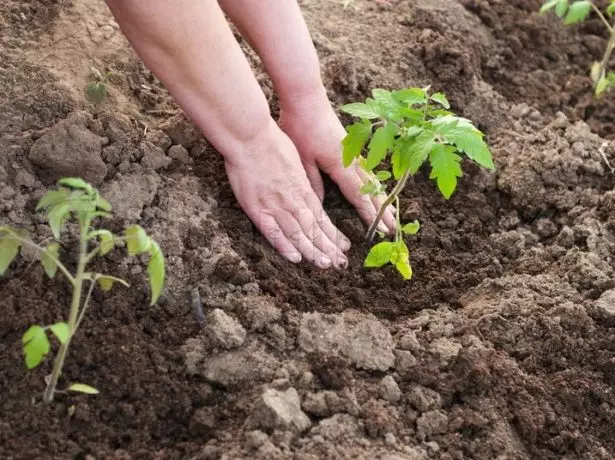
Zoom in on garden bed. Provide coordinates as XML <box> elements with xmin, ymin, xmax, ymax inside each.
<box><xmin>1</xmin><ymin>0</ymin><xmax>615</xmax><ymax>458</ymax></box>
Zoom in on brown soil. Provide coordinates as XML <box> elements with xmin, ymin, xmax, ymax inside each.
<box><xmin>2</xmin><ymin>0</ymin><xmax>615</xmax><ymax>459</ymax></box>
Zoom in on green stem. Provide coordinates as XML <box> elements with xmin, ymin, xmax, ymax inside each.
<box><xmin>74</xmin><ymin>280</ymin><xmax>96</xmax><ymax>332</ymax></box>
<box><xmin>596</xmin><ymin>31</ymin><xmax>615</xmax><ymax>88</ymax></box>
<box><xmin>395</xmin><ymin>196</ymin><xmax>401</xmax><ymax>242</ymax></box>
<box><xmin>591</xmin><ymin>3</ymin><xmax>613</xmax><ymax>34</ymax></box>
<box><xmin>366</xmin><ymin>170</ymin><xmax>411</xmax><ymax>242</ymax></box>
<box><xmin>43</xmin><ymin>219</ymin><xmax>90</xmax><ymax>403</ymax></box>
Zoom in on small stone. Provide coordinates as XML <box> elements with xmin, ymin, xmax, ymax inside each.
<box><xmin>416</xmin><ymin>410</ymin><xmax>449</xmax><ymax>438</ymax></box>
<box><xmin>160</xmin><ymin>114</ymin><xmax>201</xmax><ymax>148</ymax></box>
<box><xmin>145</xmin><ymin>129</ymin><xmax>172</xmax><ymax>151</ymax></box>
<box><xmin>250</xmin><ymin>387</ymin><xmax>311</xmax><ymax>433</ymax></box>
<box><xmin>429</xmin><ymin>338</ymin><xmax>462</xmax><ymax>367</ymax></box>
<box><xmin>201</xmin><ymin>344</ymin><xmax>278</xmax><ymax>387</ymax></box>
<box><xmin>394</xmin><ymin>350</ymin><xmax>418</xmax><ymax>373</ymax></box>
<box><xmin>385</xmin><ymin>432</ymin><xmax>397</xmax><ymax>445</ymax></box>
<box><xmin>345</xmin><ymin>318</ymin><xmax>395</xmax><ymax>371</ymax></box>
<box><xmin>140</xmin><ymin>141</ymin><xmax>171</xmax><ymax>170</ymax></box>
<box><xmin>596</xmin><ymin>289</ymin><xmax>615</xmax><ymax>317</ymax></box>
<box><xmin>398</xmin><ymin>331</ymin><xmax>421</xmax><ymax>351</ymax></box>
<box><xmin>168</xmin><ymin>144</ymin><xmax>193</xmax><ymax>163</ymax></box>
<box><xmin>245</xmin><ymin>430</ymin><xmax>268</xmax><ymax>450</ymax></box>
<box><xmin>14</xmin><ymin>170</ymin><xmax>36</xmax><ymax>188</ymax></box>
<box><xmin>379</xmin><ymin>376</ymin><xmax>402</xmax><ymax>403</ymax></box>
<box><xmin>302</xmin><ymin>392</ymin><xmax>329</xmax><ymax>417</ymax></box>
<box><xmin>189</xmin><ymin>408</ymin><xmax>215</xmax><ymax>436</ymax></box>
<box><xmin>206</xmin><ymin>309</ymin><xmax>246</xmax><ymax>350</ymax></box>
<box><xmin>407</xmin><ymin>385</ymin><xmax>442</xmax><ymax>413</ymax></box>
<box><xmin>101</xmin><ymin>173</ymin><xmax>159</xmax><ymax>220</ymax></box>
<box><xmin>535</xmin><ymin>218</ymin><xmax>558</xmax><ymax>239</ymax></box>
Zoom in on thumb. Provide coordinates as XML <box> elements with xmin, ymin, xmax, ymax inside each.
<box><xmin>303</xmin><ymin>161</ymin><xmax>325</xmax><ymax>202</ymax></box>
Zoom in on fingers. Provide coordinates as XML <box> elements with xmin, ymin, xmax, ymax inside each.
<box><xmin>303</xmin><ymin>162</ymin><xmax>325</xmax><ymax>202</ymax></box>
<box><xmin>257</xmin><ymin>212</ymin><xmax>302</xmax><ymax>263</ymax></box>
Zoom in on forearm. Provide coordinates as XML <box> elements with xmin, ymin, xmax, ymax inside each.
<box><xmin>218</xmin><ymin>0</ymin><xmax>326</xmax><ymax>107</ymax></box>
<box><xmin>104</xmin><ymin>0</ymin><xmax>273</xmax><ymax>163</ymax></box>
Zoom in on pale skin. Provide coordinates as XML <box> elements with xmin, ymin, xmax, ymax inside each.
<box><xmin>104</xmin><ymin>0</ymin><xmax>396</xmax><ymax>269</ymax></box>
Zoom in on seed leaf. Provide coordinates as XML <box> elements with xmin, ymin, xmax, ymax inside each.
<box><xmin>540</xmin><ymin>0</ymin><xmax>561</xmax><ymax>13</ymax></box>
<box><xmin>563</xmin><ymin>0</ymin><xmax>591</xmax><ymax>24</ymax></box>
<box><xmin>360</xmin><ymin>182</ymin><xmax>377</xmax><ymax>195</ymax></box>
<box><xmin>41</xmin><ymin>242</ymin><xmax>60</xmax><ymax>278</ymax></box>
<box><xmin>366</xmin><ymin>123</ymin><xmax>396</xmax><ymax>170</ymax></box>
<box><xmin>22</xmin><ymin>325</ymin><xmax>50</xmax><ymax>369</ymax></box>
<box><xmin>375</xmin><ymin>170</ymin><xmax>392</xmax><ymax>181</ymax></box>
<box><xmin>401</xmin><ymin>220</ymin><xmax>421</xmax><ymax>235</ymax></box>
<box><xmin>430</xmin><ymin>92</ymin><xmax>450</xmax><ymax>109</ymax></box>
<box><xmin>57</xmin><ymin>178</ymin><xmax>93</xmax><ymax>193</ymax></box>
<box><xmin>125</xmin><ymin>225</ymin><xmax>150</xmax><ymax>255</ymax></box>
<box><xmin>68</xmin><ymin>383</ymin><xmax>99</xmax><ymax>395</ymax></box>
<box><xmin>342</xmin><ymin>120</ymin><xmax>372</xmax><ymax>167</ymax></box>
<box><xmin>429</xmin><ymin>144</ymin><xmax>463</xmax><ymax>199</ymax></box>
<box><xmin>147</xmin><ymin>241</ymin><xmax>165</xmax><ymax>305</ymax></box>
<box><xmin>364</xmin><ymin>242</ymin><xmax>394</xmax><ymax>268</ymax></box>
<box><xmin>608</xmin><ymin>2</ymin><xmax>615</xmax><ymax>16</ymax></box>
<box><xmin>395</xmin><ymin>260</ymin><xmax>413</xmax><ymax>280</ymax></box>
<box><xmin>0</xmin><ymin>236</ymin><xmax>20</xmax><ymax>275</ymax></box>
<box><xmin>390</xmin><ymin>240</ymin><xmax>409</xmax><ymax>265</ymax></box>
<box><xmin>97</xmin><ymin>275</ymin><xmax>129</xmax><ymax>292</ymax></box>
<box><xmin>555</xmin><ymin>0</ymin><xmax>569</xmax><ymax>17</ymax></box>
<box><xmin>49</xmin><ymin>322</ymin><xmax>71</xmax><ymax>344</ymax></box>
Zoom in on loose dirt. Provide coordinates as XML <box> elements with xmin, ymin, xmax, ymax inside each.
<box><xmin>2</xmin><ymin>0</ymin><xmax>615</xmax><ymax>459</ymax></box>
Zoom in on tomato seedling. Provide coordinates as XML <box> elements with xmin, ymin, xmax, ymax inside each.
<box><xmin>0</xmin><ymin>178</ymin><xmax>165</xmax><ymax>402</ymax></box>
<box><xmin>540</xmin><ymin>0</ymin><xmax>615</xmax><ymax>96</ymax></box>
<box><xmin>341</xmin><ymin>87</ymin><xmax>494</xmax><ymax>279</ymax></box>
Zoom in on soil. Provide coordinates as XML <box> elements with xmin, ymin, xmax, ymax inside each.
<box><xmin>2</xmin><ymin>0</ymin><xmax>615</xmax><ymax>459</ymax></box>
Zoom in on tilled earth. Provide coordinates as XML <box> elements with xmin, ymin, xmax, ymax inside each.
<box><xmin>2</xmin><ymin>0</ymin><xmax>615</xmax><ymax>459</ymax></box>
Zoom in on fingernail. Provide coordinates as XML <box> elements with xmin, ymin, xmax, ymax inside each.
<box><xmin>318</xmin><ymin>256</ymin><xmax>332</xmax><ymax>269</ymax></box>
<box><xmin>288</xmin><ymin>252</ymin><xmax>301</xmax><ymax>263</ymax></box>
<box><xmin>340</xmin><ymin>238</ymin><xmax>351</xmax><ymax>252</ymax></box>
<box><xmin>377</xmin><ymin>221</ymin><xmax>389</xmax><ymax>233</ymax></box>
<box><xmin>335</xmin><ymin>256</ymin><xmax>349</xmax><ymax>270</ymax></box>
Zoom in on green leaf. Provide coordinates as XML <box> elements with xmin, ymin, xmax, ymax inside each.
<box><xmin>341</xmin><ymin>102</ymin><xmax>381</xmax><ymax>119</ymax></box>
<box><xmin>395</xmin><ymin>260</ymin><xmax>413</xmax><ymax>280</ymax></box>
<box><xmin>97</xmin><ymin>275</ymin><xmax>129</xmax><ymax>292</ymax></box>
<box><xmin>563</xmin><ymin>0</ymin><xmax>591</xmax><ymax>24</ymax></box>
<box><xmin>67</xmin><ymin>383</ymin><xmax>99</xmax><ymax>395</ymax></box>
<box><xmin>371</xmin><ymin>89</ymin><xmax>402</xmax><ymax>117</ymax></box>
<box><xmin>88</xmin><ymin>230</ymin><xmax>115</xmax><ymax>256</ymax></box>
<box><xmin>540</xmin><ymin>0</ymin><xmax>561</xmax><ymax>13</ymax></box>
<box><xmin>429</xmin><ymin>144</ymin><xmax>463</xmax><ymax>199</ymax></box>
<box><xmin>591</xmin><ymin>61</ymin><xmax>603</xmax><ymax>83</ymax></box>
<box><xmin>360</xmin><ymin>182</ymin><xmax>377</xmax><ymax>195</ymax></box>
<box><xmin>364</xmin><ymin>242</ymin><xmax>394</xmax><ymax>268</ymax></box>
<box><xmin>375</xmin><ymin>170</ymin><xmax>392</xmax><ymax>181</ymax></box>
<box><xmin>366</xmin><ymin>123</ymin><xmax>397</xmax><ymax>170</ymax></box>
<box><xmin>0</xmin><ymin>236</ymin><xmax>20</xmax><ymax>275</ymax></box>
<box><xmin>125</xmin><ymin>225</ymin><xmax>151</xmax><ymax>255</ymax></box>
<box><xmin>430</xmin><ymin>92</ymin><xmax>450</xmax><ymax>109</ymax></box>
<box><xmin>57</xmin><ymin>178</ymin><xmax>93</xmax><ymax>193</ymax></box>
<box><xmin>96</xmin><ymin>195</ymin><xmax>112</xmax><ymax>212</ymax></box>
<box><xmin>147</xmin><ymin>241</ymin><xmax>165</xmax><ymax>306</ymax></box>
<box><xmin>36</xmin><ymin>188</ymin><xmax>71</xmax><ymax>211</ymax></box>
<box><xmin>596</xmin><ymin>75</ymin><xmax>609</xmax><ymax>95</ymax></box>
<box><xmin>341</xmin><ymin>120</ymin><xmax>373</xmax><ymax>167</ymax></box>
<box><xmin>555</xmin><ymin>0</ymin><xmax>569</xmax><ymax>17</ymax></box>
<box><xmin>22</xmin><ymin>325</ymin><xmax>50</xmax><ymax>369</ymax></box>
<box><xmin>41</xmin><ymin>242</ymin><xmax>60</xmax><ymax>278</ymax></box>
<box><xmin>86</xmin><ymin>81</ymin><xmax>107</xmax><ymax>105</ymax></box>
<box><xmin>401</xmin><ymin>220</ymin><xmax>421</xmax><ymax>235</ymax></box>
<box><xmin>49</xmin><ymin>322</ymin><xmax>71</xmax><ymax>344</ymax></box>
<box><xmin>436</xmin><ymin>120</ymin><xmax>494</xmax><ymax>169</ymax></box>
<box><xmin>608</xmin><ymin>2</ymin><xmax>615</xmax><ymax>16</ymax></box>
<box><xmin>392</xmin><ymin>131</ymin><xmax>435</xmax><ymax>179</ymax></box>
<box><xmin>392</xmin><ymin>88</ymin><xmax>427</xmax><ymax>106</ymax></box>
<box><xmin>390</xmin><ymin>240</ymin><xmax>409</xmax><ymax>265</ymax></box>
<box><xmin>48</xmin><ymin>202</ymin><xmax>71</xmax><ymax>239</ymax></box>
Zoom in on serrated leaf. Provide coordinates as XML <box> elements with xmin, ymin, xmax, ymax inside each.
<box><xmin>366</xmin><ymin>123</ymin><xmax>396</xmax><ymax>170</ymax></box>
<box><xmin>147</xmin><ymin>241</ymin><xmax>165</xmax><ymax>306</ymax></box>
<box><xmin>430</xmin><ymin>92</ymin><xmax>450</xmax><ymax>109</ymax></box>
<box><xmin>341</xmin><ymin>102</ymin><xmax>381</xmax><ymax>119</ymax></box>
<box><xmin>563</xmin><ymin>0</ymin><xmax>591</xmax><ymax>24</ymax></box>
<box><xmin>395</xmin><ymin>260</ymin><xmax>413</xmax><ymax>280</ymax></box>
<box><xmin>392</xmin><ymin>88</ymin><xmax>427</xmax><ymax>106</ymax></box>
<box><xmin>49</xmin><ymin>322</ymin><xmax>71</xmax><ymax>344</ymax></box>
<box><xmin>68</xmin><ymin>383</ymin><xmax>99</xmax><ymax>395</ymax></box>
<box><xmin>22</xmin><ymin>325</ymin><xmax>50</xmax><ymax>369</ymax></box>
<box><xmin>436</xmin><ymin>121</ymin><xmax>494</xmax><ymax>169</ymax></box>
<box><xmin>125</xmin><ymin>225</ymin><xmax>150</xmax><ymax>255</ymax></box>
<box><xmin>540</xmin><ymin>0</ymin><xmax>561</xmax><ymax>13</ymax></box>
<box><xmin>392</xmin><ymin>131</ymin><xmax>435</xmax><ymax>179</ymax></box>
<box><xmin>364</xmin><ymin>242</ymin><xmax>394</xmax><ymax>268</ymax></box>
<box><xmin>36</xmin><ymin>188</ymin><xmax>71</xmax><ymax>211</ymax></box>
<box><xmin>41</xmin><ymin>242</ymin><xmax>60</xmax><ymax>278</ymax></box>
<box><xmin>48</xmin><ymin>202</ymin><xmax>71</xmax><ymax>239</ymax></box>
<box><xmin>57</xmin><ymin>178</ymin><xmax>93</xmax><ymax>193</ymax></box>
<box><xmin>371</xmin><ymin>89</ymin><xmax>401</xmax><ymax>117</ymax></box>
<box><xmin>429</xmin><ymin>144</ymin><xmax>463</xmax><ymax>199</ymax></box>
<box><xmin>401</xmin><ymin>220</ymin><xmax>421</xmax><ymax>235</ymax></box>
<box><xmin>0</xmin><ymin>236</ymin><xmax>20</xmax><ymax>275</ymax></box>
<box><xmin>341</xmin><ymin>120</ymin><xmax>372</xmax><ymax>167</ymax></box>
<box><xmin>555</xmin><ymin>0</ymin><xmax>569</xmax><ymax>17</ymax></box>
<box><xmin>375</xmin><ymin>170</ymin><xmax>392</xmax><ymax>181</ymax></box>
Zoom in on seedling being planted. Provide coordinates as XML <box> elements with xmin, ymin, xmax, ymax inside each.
<box><xmin>0</xmin><ymin>178</ymin><xmax>165</xmax><ymax>402</ymax></box>
<box><xmin>341</xmin><ymin>87</ymin><xmax>494</xmax><ymax>279</ymax></box>
<box><xmin>540</xmin><ymin>0</ymin><xmax>615</xmax><ymax>96</ymax></box>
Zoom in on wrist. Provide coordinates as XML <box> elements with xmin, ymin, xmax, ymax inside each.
<box><xmin>278</xmin><ymin>82</ymin><xmax>331</xmax><ymax>116</ymax></box>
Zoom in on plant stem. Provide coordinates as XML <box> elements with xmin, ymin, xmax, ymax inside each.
<box><xmin>366</xmin><ymin>170</ymin><xmax>411</xmax><ymax>242</ymax></box>
<box><xmin>596</xmin><ymin>31</ymin><xmax>615</xmax><ymax>88</ymax></box>
<box><xmin>591</xmin><ymin>3</ymin><xmax>613</xmax><ymax>34</ymax></box>
<box><xmin>43</xmin><ymin>219</ymin><xmax>90</xmax><ymax>403</ymax></box>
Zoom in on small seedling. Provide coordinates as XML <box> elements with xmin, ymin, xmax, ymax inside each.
<box><xmin>0</xmin><ymin>178</ymin><xmax>165</xmax><ymax>402</ymax></box>
<box><xmin>341</xmin><ymin>86</ymin><xmax>494</xmax><ymax>279</ymax></box>
<box><xmin>85</xmin><ymin>68</ymin><xmax>113</xmax><ymax>105</ymax></box>
<box><xmin>540</xmin><ymin>0</ymin><xmax>615</xmax><ymax>96</ymax></box>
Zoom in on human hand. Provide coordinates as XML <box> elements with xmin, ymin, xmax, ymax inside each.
<box><xmin>279</xmin><ymin>91</ymin><xmax>397</xmax><ymax>234</ymax></box>
<box><xmin>225</xmin><ymin>119</ymin><xmax>351</xmax><ymax>269</ymax></box>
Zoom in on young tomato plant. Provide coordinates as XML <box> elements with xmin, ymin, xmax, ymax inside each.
<box><xmin>341</xmin><ymin>87</ymin><xmax>494</xmax><ymax>279</ymax></box>
<box><xmin>540</xmin><ymin>0</ymin><xmax>615</xmax><ymax>96</ymax></box>
<box><xmin>0</xmin><ymin>177</ymin><xmax>165</xmax><ymax>402</ymax></box>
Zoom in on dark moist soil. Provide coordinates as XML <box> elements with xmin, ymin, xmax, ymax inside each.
<box><xmin>2</xmin><ymin>0</ymin><xmax>615</xmax><ymax>459</ymax></box>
